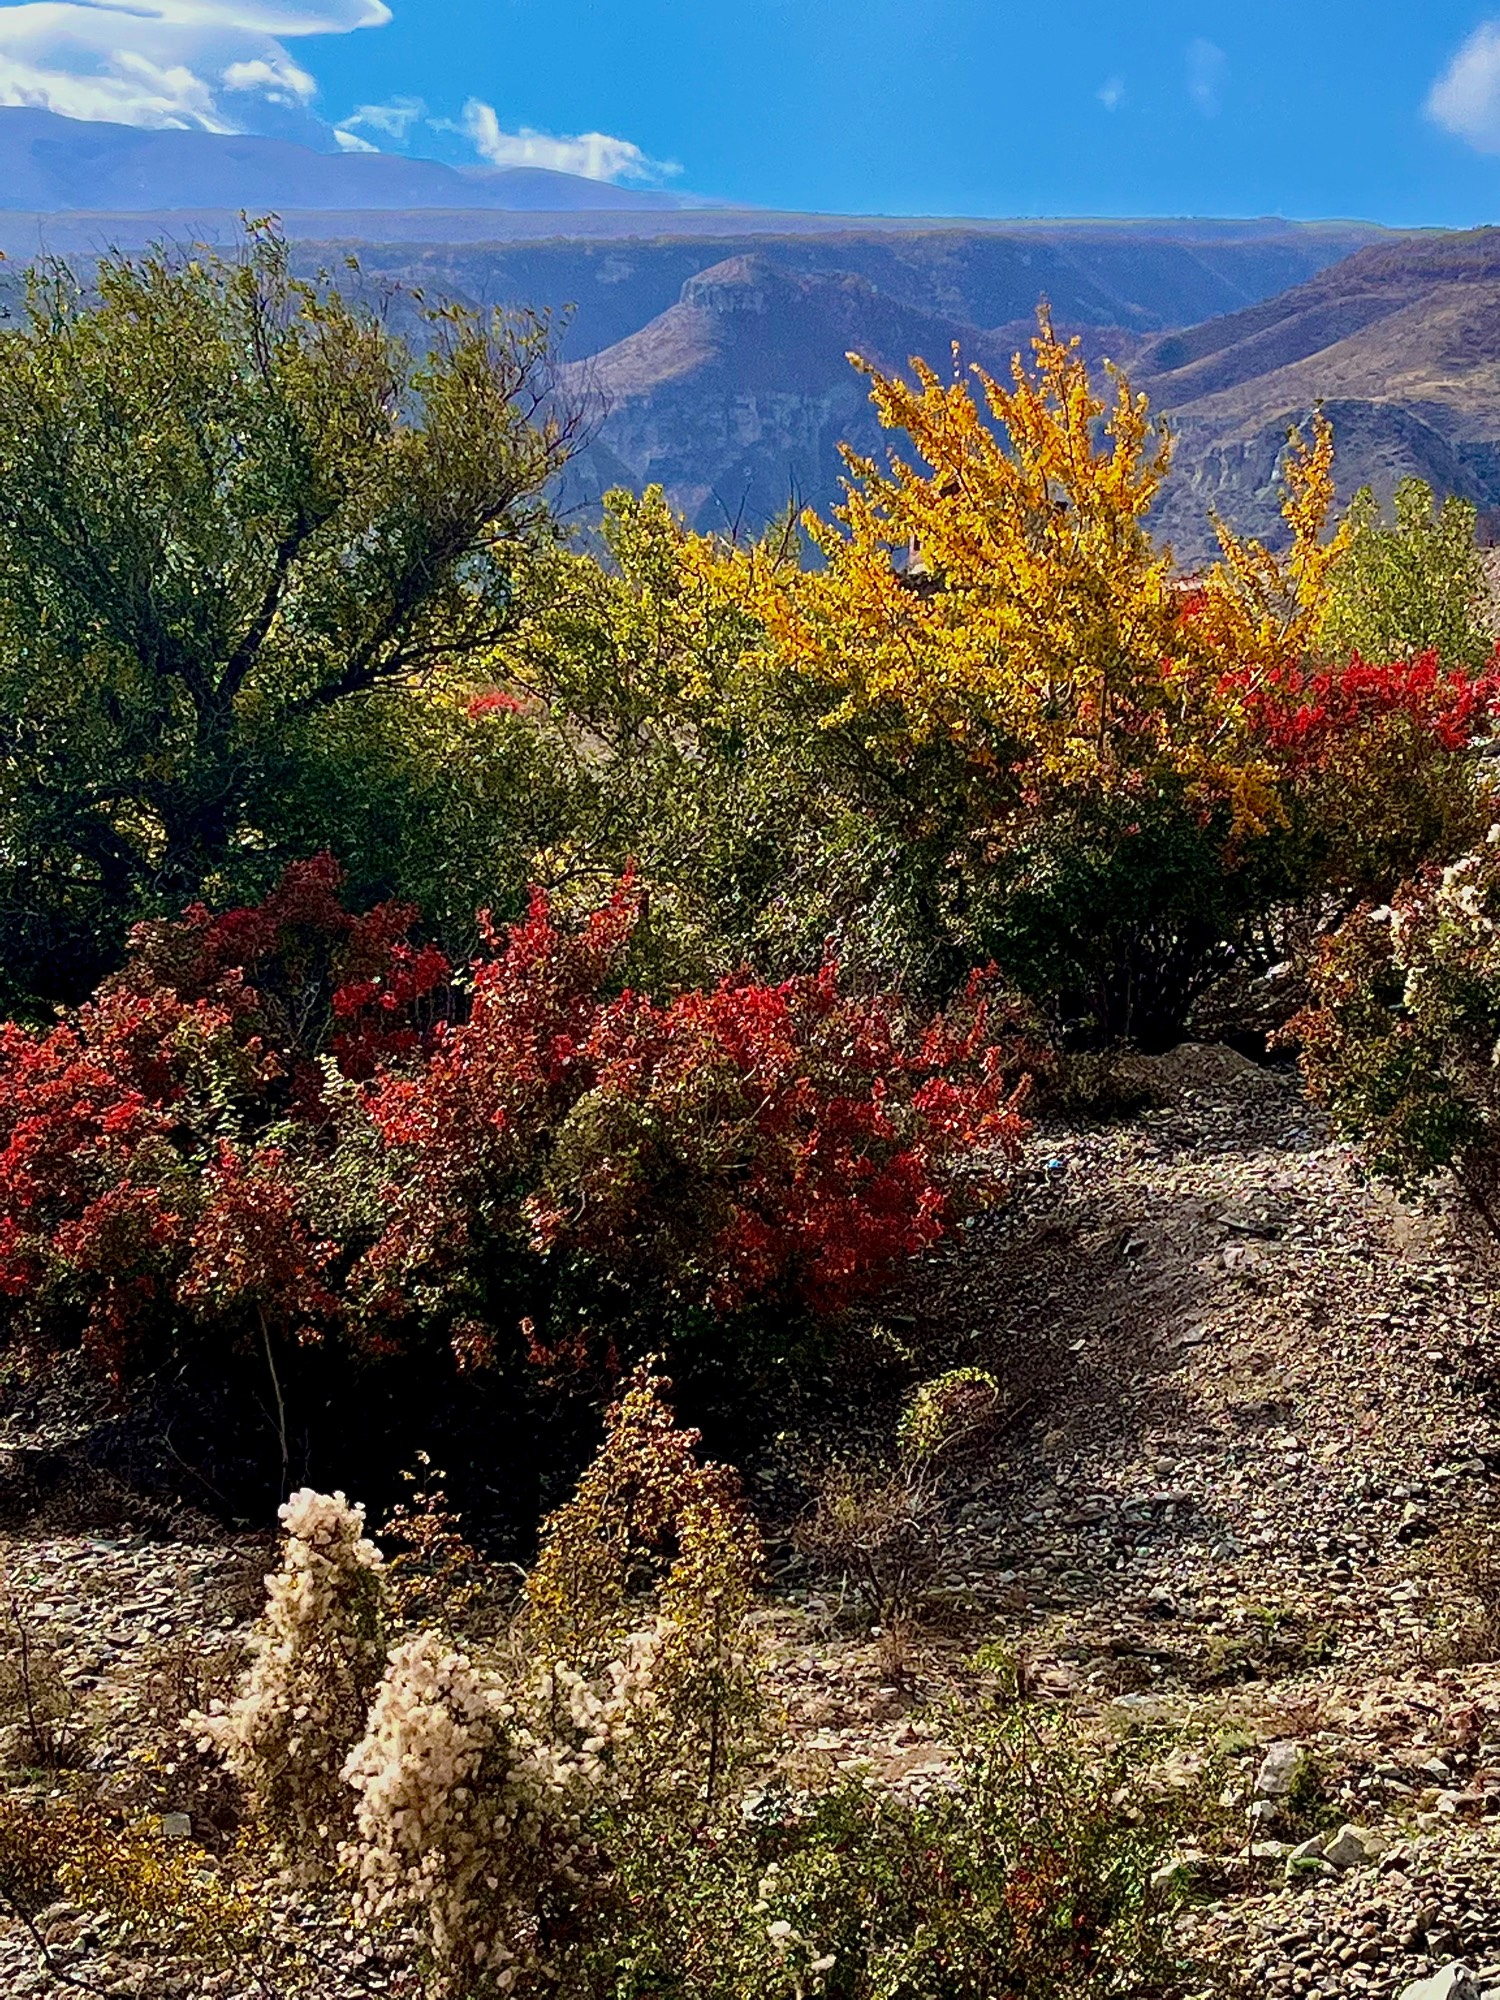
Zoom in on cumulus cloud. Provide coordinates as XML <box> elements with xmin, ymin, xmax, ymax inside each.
<box><xmin>0</xmin><ymin>0</ymin><xmax>387</xmax><ymax>140</ymax></box>
<box><xmin>0</xmin><ymin>2</ymin><xmax>682</xmax><ymax>187</ymax></box>
<box><xmin>1097</xmin><ymin>75</ymin><xmax>1124</xmax><ymax>111</ymax></box>
<box><xmin>1186</xmin><ymin>37</ymin><xmax>1226</xmax><ymax>118</ymax></box>
<box><xmin>1428</xmin><ymin>21</ymin><xmax>1500</xmax><ymax>153</ymax></box>
<box><xmin>457</xmin><ymin>97</ymin><xmax>677</xmax><ymax>184</ymax></box>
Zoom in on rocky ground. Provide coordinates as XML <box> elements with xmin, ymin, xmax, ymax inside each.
<box><xmin>780</xmin><ymin>1045</ymin><xmax>1500</xmax><ymax>1999</ymax></box>
<box><xmin>6</xmin><ymin>1043</ymin><xmax>1500</xmax><ymax>1996</ymax></box>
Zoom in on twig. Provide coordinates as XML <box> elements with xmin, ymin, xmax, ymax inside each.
<box><xmin>0</xmin><ymin>1883</ymin><xmax>139</xmax><ymax>1999</ymax></box>
<box><xmin>6</xmin><ymin>1594</ymin><xmax>42</xmax><ymax>1767</ymax></box>
<box><xmin>258</xmin><ymin>1306</ymin><xmax>290</xmax><ymax>1503</ymax></box>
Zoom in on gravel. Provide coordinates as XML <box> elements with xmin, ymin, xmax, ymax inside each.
<box><xmin>8</xmin><ymin>1041</ymin><xmax>1500</xmax><ymax>1993</ymax></box>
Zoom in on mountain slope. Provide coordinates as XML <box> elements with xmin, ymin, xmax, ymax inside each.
<box><xmin>1133</xmin><ymin>230</ymin><xmax>1500</xmax><ymax>558</ymax></box>
<box><xmin>531</xmin><ymin>226</ymin><xmax>1397</xmax><ymax>530</ymax></box>
<box><xmin>0</xmin><ymin>107</ymin><xmax>683</xmax><ymax>213</ymax></box>
<box><xmin>0</xmin><ymin>152</ymin><xmax>1408</xmax><ymax>550</ymax></box>
<box><xmin>565</xmin><ymin>255</ymin><xmax>1085</xmax><ymax>528</ymax></box>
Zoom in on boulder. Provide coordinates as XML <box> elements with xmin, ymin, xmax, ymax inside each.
<box><xmin>1399</xmin><ymin>1966</ymin><xmax>1481</xmax><ymax>2000</ymax></box>
<box><xmin>1323</xmin><ymin>1824</ymin><xmax>1388</xmax><ymax>1868</ymax></box>
<box><xmin>1256</xmin><ymin>1740</ymin><xmax>1305</xmax><ymax>1797</ymax></box>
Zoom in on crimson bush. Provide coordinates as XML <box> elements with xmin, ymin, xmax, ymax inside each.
<box><xmin>0</xmin><ymin>859</ymin><xmax>1031</xmax><ymax>1501</ymax></box>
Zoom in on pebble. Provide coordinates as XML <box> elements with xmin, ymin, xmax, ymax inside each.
<box><xmin>7</xmin><ymin>1045</ymin><xmax>1500</xmax><ymax>1995</ymax></box>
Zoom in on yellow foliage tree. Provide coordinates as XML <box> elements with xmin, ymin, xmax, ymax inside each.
<box><xmin>716</xmin><ymin>308</ymin><xmax>1347</xmax><ymax>841</ymax></box>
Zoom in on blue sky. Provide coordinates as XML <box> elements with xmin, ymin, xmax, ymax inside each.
<box><xmin>6</xmin><ymin>1</ymin><xmax>1500</xmax><ymax>224</ymax></box>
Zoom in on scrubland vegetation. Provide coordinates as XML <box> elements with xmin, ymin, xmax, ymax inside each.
<box><xmin>4</xmin><ymin>228</ymin><xmax>1500</xmax><ymax>1996</ymax></box>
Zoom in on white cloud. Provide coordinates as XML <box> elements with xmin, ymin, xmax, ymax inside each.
<box><xmin>458</xmin><ymin>97</ymin><xmax>677</xmax><ymax>184</ymax></box>
<box><xmin>59</xmin><ymin>3</ymin><xmax>389</xmax><ymax>30</ymax></box>
<box><xmin>0</xmin><ymin>3</ymin><xmax>685</xmax><ymax>187</ymax></box>
<box><xmin>336</xmin><ymin>91</ymin><xmax>422</xmax><ymax>143</ymax></box>
<box><xmin>1428</xmin><ymin>21</ymin><xmax>1500</xmax><ymax>152</ymax></box>
<box><xmin>1186</xmin><ymin>37</ymin><xmax>1226</xmax><ymax>118</ymax></box>
<box><xmin>222</xmin><ymin>54</ymin><xmax>315</xmax><ymax>103</ymax></box>
<box><xmin>1097</xmin><ymin>74</ymin><xmax>1124</xmax><ymax>111</ymax></box>
<box><xmin>0</xmin><ymin>0</ymin><xmax>387</xmax><ymax>138</ymax></box>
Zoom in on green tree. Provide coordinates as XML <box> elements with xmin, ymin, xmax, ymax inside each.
<box><xmin>503</xmin><ymin>486</ymin><xmax>827</xmax><ymax>986</ymax></box>
<box><xmin>1319</xmin><ymin>478</ymin><xmax>1493</xmax><ymax>670</ymax></box>
<box><xmin>0</xmin><ymin>228</ymin><xmax>573</xmax><ymax>1011</ymax></box>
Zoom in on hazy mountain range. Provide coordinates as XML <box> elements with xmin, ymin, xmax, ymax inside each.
<box><xmin>268</xmin><ymin>220</ymin><xmax>1391</xmax><ymax>538</ymax></box>
<box><xmin>0</xmin><ymin>106</ymin><xmax>689</xmax><ymax>215</ymax></box>
<box><xmin>1</xmin><ymin>105</ymin><xmax>1496</xmax><ymax>556</ymax></box>
<box><xmin>528</xmin><ymin>222</ymin><xmax>1396</xmax><ymax>541</ymax></box>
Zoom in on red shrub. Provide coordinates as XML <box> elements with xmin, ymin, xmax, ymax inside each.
<box><xmin>1234</xmin><ymin>649</ymin><xmax>1500</xmax><ymax>773</ymax></box>
<box><xmin>0</xmin><ymin>865</ymin><xmax>1032</xmax><ymax>1392</ymax></box>
<box><xmin>125</xmin><ymin>852</ymin><xmax>451</xmax><ymax>1086</ymax></box>
<box><xmin>1217</xmin><ymin>648</ymin><xmax>1500</xmax><ymax>893</ymax></box>
<box><xmin>0</xmin><ymin>985</ymin><xmax>252</xmax><ymax>1364</ymax></box>
<box><xmin>361</xmin><ymin>891</ymin><xmax>1029</xmax><ymax>1329</ymax></box>
<box><xmin>529</xmin><ymin>963</ymin><xmax>1024</xmax><ymax>1315</ymax></box>
<box><xmin>466</xmin><ymin>687</ymin><xmax>524</xmax><ymax>720</ymax></box>
<box><xmin>179</xmin><ymin>1143</ymin><xmax>341</xmax><ymax>1335</ymax></box>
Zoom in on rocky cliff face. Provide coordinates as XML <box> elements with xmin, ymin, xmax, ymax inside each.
<box><xmin>1152</xmin><ymin>401</ymin><xmax>1495</xmax><ymax>560</ymax></box>
<box><xmin>1136</xmin><ymin>231</ymin><xmax>1500</xmax><ymax>559</ymax></box>
<box><xmin>569</xmin><ymin>256</ymin><xmax>1029</xmax><ymax>530</ymax></box>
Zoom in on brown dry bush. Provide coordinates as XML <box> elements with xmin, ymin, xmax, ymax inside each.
<box><xmin>0</xmin><ymin>1585</ymin><xmax>82</xmax><ymax>1772</ymax></box>
<box><xmin>794</xmin><ymin>1367</ymin><xmax>1003</xmax><ymax>1640</ymax></box>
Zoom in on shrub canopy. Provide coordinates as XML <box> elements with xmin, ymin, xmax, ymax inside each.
<box><xmin>0</xmin><ymin>230</ymin><xmax>572</xmax><ymax>1010</ymax></box>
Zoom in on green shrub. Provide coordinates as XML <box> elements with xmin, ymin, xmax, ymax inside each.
<box><xmin>586</xmin><ymin>1709</ymin><xmax>1179</xmax><ymax>2000</ymax></box>
<box><xmin>1288</xmin><ymin>833</ymin><xmax>1500</xmax><ymax>1226</ymax></box>
<box><xmin>1320</xmin><ymin>479</ymin><xmax>1494</xmax><ymax>672</ymax></box>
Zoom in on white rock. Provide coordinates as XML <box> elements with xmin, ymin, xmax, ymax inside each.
<box><xmin>1256</xmin><ymin>1740</ymin><xmax>1304</xmax><ymax>1797</ymax></box>
<box><xmin>1323</xmin><ymin>1823</ymin><xmax>1388</xmax><ymax>1868</ymax></box>
<box><xmin>1399</xmin><ymin>1966</ymin><xmax>1481</xmax><ymax>2000</ymax></box>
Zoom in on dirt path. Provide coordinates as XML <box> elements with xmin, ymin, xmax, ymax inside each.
<box><xmin>782</xmin><ymin>1045</ymin><xmax>1500</xmax><ymax>1999</ymax></box>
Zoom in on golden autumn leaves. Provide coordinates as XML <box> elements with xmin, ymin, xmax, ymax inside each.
<box><xmin>674</xmin><ymin>307</ymin><xmax>1350</xmax><ymax>844</ymax></box>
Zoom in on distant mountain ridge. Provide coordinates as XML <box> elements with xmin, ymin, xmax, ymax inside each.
<box><xmin>317</xmin><ymin>222</ymin><xmax>1388</xmax><ymax>359</ymax></box>
<box><xmin>0</xmin><ymin>106</ymin><xmax>685</xmax><ymax>213</ymax></box>
<box><xmin>528</xmin><ymin>221</ymin><xmax>1393</xmax><ymax>532</ymax></box>
<box><xmin>1129</xmin><ymin>228</ymin><xmax>1500</xmax><ymax>559</ymax></box>
<box><xmin>548</xmin><ymin>223</ymin><xmax>1500</xmax><ymax>557</ymax></box>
